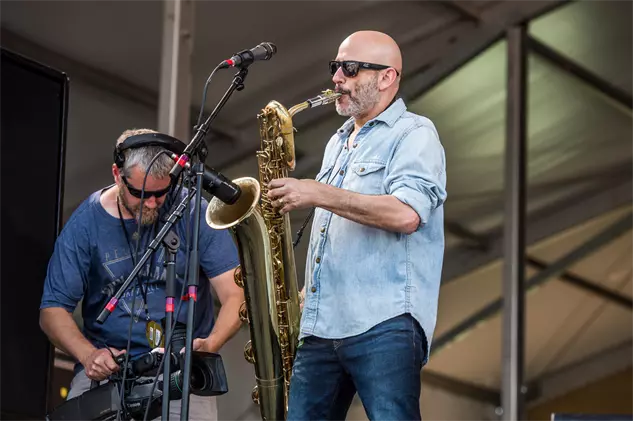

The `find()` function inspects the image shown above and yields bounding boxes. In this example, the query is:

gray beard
[335,75,380,118]
[117,188,159,225]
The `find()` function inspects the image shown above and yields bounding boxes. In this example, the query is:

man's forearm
[205,296,243,352]
[315,183,419,234]
[40,307,96,365]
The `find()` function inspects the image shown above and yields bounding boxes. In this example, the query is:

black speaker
[1,48,69,419]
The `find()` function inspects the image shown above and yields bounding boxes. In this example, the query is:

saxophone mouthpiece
[306,90,342,108]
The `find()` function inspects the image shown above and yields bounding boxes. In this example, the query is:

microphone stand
[161,230,180,421]
[178,65,249,421]
[96,65,250,421]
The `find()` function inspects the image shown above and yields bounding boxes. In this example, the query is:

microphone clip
[219,42,277,69]
[219,49,251,69]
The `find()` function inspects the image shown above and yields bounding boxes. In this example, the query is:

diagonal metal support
[422,369,541,405]
[437,223,632,311]
[445,221,491,250]
[432,211,633,355]
[527,256,633,310]
[441,1,483,22]
[403,0,571,102]
[422,370,500,404]
[442,179,632,285]
[528,36,633,111]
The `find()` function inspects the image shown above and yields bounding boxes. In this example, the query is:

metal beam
[432,211,633,355]
[422,370,500,405]
[421,369,540,406]
[527,256,633,310]
[527,340,633,406]
[442,178,632,284]
[0,28,237,146]
[528,36,632,111]
[501,23,528,421]
[403,0,571,102]
[445,221,491,250]
[158,0,194,141]
[0,28,156,107]
[212,1,571,170]
[441,1,483,22]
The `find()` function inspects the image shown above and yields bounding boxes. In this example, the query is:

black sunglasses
[329,60,400,78]
[121,176,171,199]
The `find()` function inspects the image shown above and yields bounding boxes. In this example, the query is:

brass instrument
[205,89,341,420]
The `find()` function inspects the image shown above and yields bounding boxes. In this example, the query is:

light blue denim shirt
[299,98,447,361]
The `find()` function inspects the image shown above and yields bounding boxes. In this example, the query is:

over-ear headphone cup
[113,148,123,168]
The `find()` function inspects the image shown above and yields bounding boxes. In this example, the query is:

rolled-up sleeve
[383,125,447,227]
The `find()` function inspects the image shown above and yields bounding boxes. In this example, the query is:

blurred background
[1,1,631,420]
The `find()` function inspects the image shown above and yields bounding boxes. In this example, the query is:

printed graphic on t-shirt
[101,247,172,320]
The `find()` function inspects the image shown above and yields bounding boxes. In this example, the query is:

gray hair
[116,129,176,178]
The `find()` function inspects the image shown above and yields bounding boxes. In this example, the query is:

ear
[112,164,121,182]
[378,68,398,91]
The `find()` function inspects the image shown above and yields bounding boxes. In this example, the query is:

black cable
[117,149,177,418]
[136,62,226,419]
[293,208,315,249]
[142,164,195,421]
[195,63,223,128]
[292,144,347,249]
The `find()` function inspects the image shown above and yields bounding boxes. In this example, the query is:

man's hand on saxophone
[267,178,322,214]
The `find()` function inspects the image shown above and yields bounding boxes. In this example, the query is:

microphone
[219,42,277,69]
[201,166,241,205]
[168,153,240,205]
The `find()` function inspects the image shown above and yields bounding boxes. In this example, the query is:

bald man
[268,31,447,420]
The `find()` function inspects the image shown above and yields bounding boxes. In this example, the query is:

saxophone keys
[244,340,256,364]
[239,301,249,323]
[234,266,244,288]
[252,385,260,405]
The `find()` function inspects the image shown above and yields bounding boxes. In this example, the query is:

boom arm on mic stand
[169,65,250,182]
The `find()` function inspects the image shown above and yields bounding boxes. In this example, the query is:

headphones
[113,132,186,168]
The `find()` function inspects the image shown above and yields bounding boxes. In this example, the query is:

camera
[46,322,228,421]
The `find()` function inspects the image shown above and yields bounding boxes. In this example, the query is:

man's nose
[332,66,345,84]
[144,196,158,208]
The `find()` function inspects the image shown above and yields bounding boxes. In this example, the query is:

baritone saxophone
[205,89,341,420]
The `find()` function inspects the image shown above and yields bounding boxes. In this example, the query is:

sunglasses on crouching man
[329,60,400,78]
[121,175,172,199]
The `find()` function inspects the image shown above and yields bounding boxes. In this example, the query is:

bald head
[337,31,402,75]
[331,31,403,124]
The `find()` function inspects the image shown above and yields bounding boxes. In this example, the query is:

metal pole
[502,24,527,421]
[158,0,194,140]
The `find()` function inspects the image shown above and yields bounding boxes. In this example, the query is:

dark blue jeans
[287,313,426,421]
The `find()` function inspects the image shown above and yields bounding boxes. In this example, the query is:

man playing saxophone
[268,30,447,420]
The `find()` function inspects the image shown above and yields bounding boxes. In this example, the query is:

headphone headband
[114,132,186,168]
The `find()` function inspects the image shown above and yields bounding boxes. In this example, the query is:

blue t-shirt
[40,185,240,362]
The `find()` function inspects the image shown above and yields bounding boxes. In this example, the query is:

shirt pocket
[348,161,387,194]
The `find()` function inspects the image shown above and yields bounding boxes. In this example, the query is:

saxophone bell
[205,177,260,230]
[204,89,340,421]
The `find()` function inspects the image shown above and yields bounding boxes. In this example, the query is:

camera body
[46,323,228,421]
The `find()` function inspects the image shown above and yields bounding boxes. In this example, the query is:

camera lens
[190,363,210,391]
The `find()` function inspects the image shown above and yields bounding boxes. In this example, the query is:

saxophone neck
[288,89,341,117]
